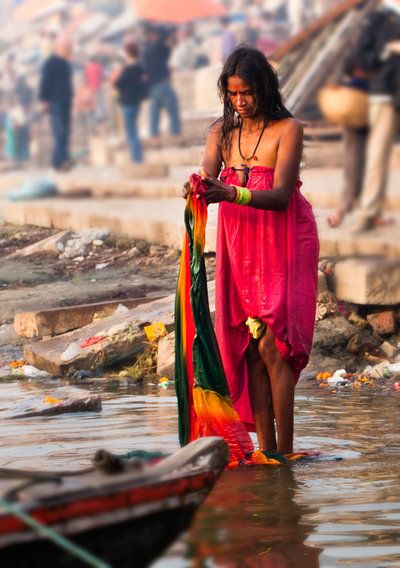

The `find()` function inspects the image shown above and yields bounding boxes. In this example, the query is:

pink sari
[215,166,319,432]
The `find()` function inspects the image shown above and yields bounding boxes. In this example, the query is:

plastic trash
[61,342,81,362]
[21,365,52,379]
[71,370,96,380]
[327,376,350,387]
[80,335,106,349]
[5,179,58,202]
[144,322,168,343]
[95,262,109,270]
[388,362,400,374]
[332,369,347,378]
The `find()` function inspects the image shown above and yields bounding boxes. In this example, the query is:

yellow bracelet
[234,186,252,206]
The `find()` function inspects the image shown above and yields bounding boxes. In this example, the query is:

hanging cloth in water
[174,174,255,465]
[174,174,316,467]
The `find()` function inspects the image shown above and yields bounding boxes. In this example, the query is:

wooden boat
[0,437,228,567]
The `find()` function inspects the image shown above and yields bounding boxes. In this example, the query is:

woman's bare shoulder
[276,117,303,137]
[207,118,223,135]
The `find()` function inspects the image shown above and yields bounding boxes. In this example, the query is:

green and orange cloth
[174,174,316,467]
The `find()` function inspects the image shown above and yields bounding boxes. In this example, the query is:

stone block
[380,340,397,358]
[313,314,357,352]
[332,258,400,305]
[318,236,339,258]
[23,282,216,375]
[157,332,175,379]
[11,230,72,258]
[14,297,162,338]
[367,311,397,336]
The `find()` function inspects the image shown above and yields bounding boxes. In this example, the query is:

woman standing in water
[186,47,319,455]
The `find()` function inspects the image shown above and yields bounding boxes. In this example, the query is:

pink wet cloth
[215,166,319,432]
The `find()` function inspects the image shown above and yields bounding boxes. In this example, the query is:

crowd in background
[0,1,310,170]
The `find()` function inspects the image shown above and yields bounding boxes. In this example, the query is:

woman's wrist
[233,186,252,206]
[227,185,237,203]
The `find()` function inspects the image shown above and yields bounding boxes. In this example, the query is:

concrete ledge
[14,296,163,338]
[1,198,218,252]
[332,257,400,305]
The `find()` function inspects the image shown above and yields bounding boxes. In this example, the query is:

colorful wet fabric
[174,172,319,467]
[175,174,254,463]
[216,166,319,432]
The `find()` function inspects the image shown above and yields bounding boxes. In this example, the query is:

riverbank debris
[10,387,102,418]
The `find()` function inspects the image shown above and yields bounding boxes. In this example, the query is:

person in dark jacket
[114,40,148,162]
[143,26,181,142]
[349,1,400,232]
[39,36,73,171]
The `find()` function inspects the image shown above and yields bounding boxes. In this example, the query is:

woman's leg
[258,329,295,454]
[246,339,277,452]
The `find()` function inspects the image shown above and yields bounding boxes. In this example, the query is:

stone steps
[3,193,400,260]
[315,209,400,259]
[0,196,218,252]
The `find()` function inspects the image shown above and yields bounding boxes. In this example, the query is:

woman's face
[227,75,257,119]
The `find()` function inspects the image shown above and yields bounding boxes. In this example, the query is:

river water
[1,377,400,567]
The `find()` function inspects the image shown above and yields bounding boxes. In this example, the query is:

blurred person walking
[170,24,199,71]
[143,26,181,143]
[221,17,236,62]
[327,67,369,228]
[39,36,74,171]
[350,0,400,232]
[85,55,105,127]
[114,40,148,162]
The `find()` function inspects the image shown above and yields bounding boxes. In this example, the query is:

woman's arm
[200,122,223,177]
[182,122,223,197]
[203,119,303,211]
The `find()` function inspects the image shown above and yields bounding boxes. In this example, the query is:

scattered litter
[80,335,106,349]
[327,376,350,387]
[11,387,102,419]
[9,360,25,368]
[389,362,400,374]
[21,365,52,379]
[394,382,400,391]
[71,370,96,380]
[158,376,170,388]
[61,342,81,362]
[43,396,63,405]
[144,322,168,343]
[363,361,392,379]
[92,239,104,246]
[74,256,85,262]
[5,179,57,202]
[95,262,109,270]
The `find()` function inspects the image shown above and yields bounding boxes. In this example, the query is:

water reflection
[188,467,321,567]
[1,379,400,566]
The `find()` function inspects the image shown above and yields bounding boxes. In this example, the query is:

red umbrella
[132,0,227,23]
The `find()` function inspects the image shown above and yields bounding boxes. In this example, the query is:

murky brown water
[1,378,400,567]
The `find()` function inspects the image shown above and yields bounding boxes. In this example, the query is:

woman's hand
[199,168,236,204]
[182,167,236,204]
[203,177,236,204]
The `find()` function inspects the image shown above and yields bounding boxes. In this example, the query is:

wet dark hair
[216,46,292,155]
